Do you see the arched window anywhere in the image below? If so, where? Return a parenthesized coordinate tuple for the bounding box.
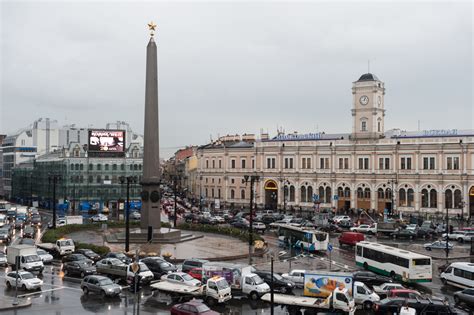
(454, 189, 462, 209)
(421, 189, 429, 207)
(338, 187, 344, 197)
(319, 186, 325, 201)
(230, 189, 235, 199)
(70, 164, 74, 170)
(75, 163, 80, 170)
(385, 188, 392, 199)
(429, 189, 437, 208)
(407, 189, 414, 207)
(357, 187, 364, 198)
(105, 164, 109, 171)
(307, 186, 313, 202)
(325, 187, 332, 203)
(79, 164, 84, 170)
(344, 187, 351, 198)
(300, 186, 307, 203)
(399, 188, 406, 207)
(378, 188, 384, 199)
(205, 188, 208, 197)
(289, 186, 295, 202)
(96, 175, 102, 184)
(134, 164, 138, 171)
(364, 188, 371, 199)
(241, 189, 246, 200)
(445, 189, 453, 209)
(97, 164, 101, 170)
(211, 189, 215, 198)
(218, 189, 221, 199)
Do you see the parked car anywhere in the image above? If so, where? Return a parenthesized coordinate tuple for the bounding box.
(252, 222, 266, 233)
(170, 300, 219, 315)
(0, 251, 7, 266)
(64, 260, 97, 278)
(424, 240, 454, 251)
(105, 252, 132, 264)
(332, 215, 351, 223)
(350, 224, 377, 235)
(373, 297, 457, 315)
(161, 272, 201, 286)
(454, 288, 474, 307)
(5, 271, 43, 290)
(141, 257, 177, 279)
(387, 289, 422, 299)
(129, 211, 141, 221)
(90, 214, 108, 223)
(372, 283, 405, 299)
(281, 269, 305, 287)
(353, 271, 392, 286)
(337, 219, 353, 229)
(211, 216, 225, 224)
(62, 253, 93, 265)
(81, 275, 121, 298)
(338, 232, 365, 247)
(76, 249, 102, 262)
(254, 270, 295, 294)
(231, 218, 249, 229)
(181, 258, 209, 273)
(390, 229, 417, 240)
(37, 249, 54, 264)
(317, 224, 343, 234)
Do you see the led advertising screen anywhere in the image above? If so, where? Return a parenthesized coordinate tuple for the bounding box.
(88, 130, 125, 153)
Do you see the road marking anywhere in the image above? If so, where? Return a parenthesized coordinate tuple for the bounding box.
(17, 287, 65, 297)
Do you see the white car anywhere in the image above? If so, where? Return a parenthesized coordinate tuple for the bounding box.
(333, 215, 351, 223)
(350, 224, 377, 234)
(91, 214, 108, 222)
(160, 272, 201, 286)
(5, 271, 43, 290)
(129, 211, 141, 220)
(405, 224, 418, 231)
(37, 249, 54, 264)
(281, 269, 305, 287)
(252, 222, 267, 233)
(442, 230, 474, 243)
(212, 216, 225, 224)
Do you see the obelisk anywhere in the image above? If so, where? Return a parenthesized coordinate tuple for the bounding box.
(141, 22, 161, 230)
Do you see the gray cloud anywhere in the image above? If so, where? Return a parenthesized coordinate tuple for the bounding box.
(1, 1, 472, 157)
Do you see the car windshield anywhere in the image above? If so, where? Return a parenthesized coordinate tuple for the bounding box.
(59, 240, 73, 246)
(195, 304, 210, 312)
(25, 255, 41, 262)
(139, 263, 149, 272)
(182, 274, 194, 281)
(273, 273, 283, 280)
(99, 278, 114, 286)
(251, 275, 264, 285)
(21, 273, 35, 280)
(216, 279, 229, 290)
(37, 250, 46, 255)
(160, 262, 173, 268)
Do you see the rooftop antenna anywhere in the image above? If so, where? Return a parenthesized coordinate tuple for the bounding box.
(368, 59, 370, 73)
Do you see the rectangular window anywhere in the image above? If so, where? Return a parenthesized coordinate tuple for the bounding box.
(423, 157, 435, 170)
(320, 157, 329, 169)
(231, 159, 236, 169)
(266, 157, 276, 169)
(430, 157, 435, 169)
(302, 158, 306, 169)
(453, 157, 459, 170)
(379, 158, 384, 170)
(241, 159, 246, 169)
(212, 160, 215, 168)
(359, 158, 363, 170)
(385, 158, 390, 170)
(320, 158, 325, 169)
(284, 157, 293, 169)
(252, 159, 255, 169)
(206, 160, 209, 168)
(339, 158, 343, 169)
(401, 157, 412, 170)
(344, 158, 349, 169)
(447, 157, 452, 170)
(364, 158, 369, 170)
(359, 158, 369, 170)
(447, 157, 460, 170)
(307, 158, 311, 169)
(406, 157, 412, 169)
(218, 159, 222, 168)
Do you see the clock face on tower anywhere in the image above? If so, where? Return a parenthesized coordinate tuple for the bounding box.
(359, 95, 369, 105)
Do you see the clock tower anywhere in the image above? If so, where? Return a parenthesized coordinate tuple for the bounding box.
(351, 73, 386, 140)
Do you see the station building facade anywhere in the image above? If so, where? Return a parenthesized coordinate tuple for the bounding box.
(194, 73, 474, 219)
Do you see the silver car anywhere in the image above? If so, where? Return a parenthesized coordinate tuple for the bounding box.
(454, 288, 474, 308)
(81, 275, 121, 298)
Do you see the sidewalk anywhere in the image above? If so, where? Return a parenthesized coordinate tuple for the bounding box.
(0, 297, 31, 311)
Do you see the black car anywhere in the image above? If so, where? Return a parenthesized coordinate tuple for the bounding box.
(141, 257, 177, 279)
(30, 215, 42, 226)
(391, 229, 417, 240)
(261, 215, 275, 225)
(105, 252, 132, 264)
(181, 258, 209, 273)
(198, 217, 214, 225)
(62, 253, 93, 265)
(254, 270, 295, 294)
(353, 271, 392, 286)
(23, 226, 35, 238)
(64, 260, 96, 278)
(374, 297, 457, 315)
(14, 220, 25, 230)
(231, 219, 249, 229)
(76, 249, 102, 263)
(317, 224, 343, 234)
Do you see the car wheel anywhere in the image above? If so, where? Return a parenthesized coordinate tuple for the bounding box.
(364, 301, 373, 310)
(454, 295, 459, 305)
(390, 271, 396, 280)
(368, 231, 373, 236)
(21, 284, 27, 291)
(280, 286, 287, 294)
(249, 291, 259, 301)
(6, 281, 11, 289)
(442, 278, 447, 285)
(457, 238, 463, 243)
(101, 290, 106, 298)
(83, 287, 89, 295)
(425, 247, 431, 251)
(363, 262, 369, 270)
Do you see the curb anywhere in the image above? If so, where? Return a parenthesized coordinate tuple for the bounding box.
(0, 299, 32, 311)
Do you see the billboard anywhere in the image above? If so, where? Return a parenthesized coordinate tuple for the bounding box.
(88, 130, 125, 153)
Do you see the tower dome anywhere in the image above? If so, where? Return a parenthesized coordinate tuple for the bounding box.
(357, 73, 380, 82)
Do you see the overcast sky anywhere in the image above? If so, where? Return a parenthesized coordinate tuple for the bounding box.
(1, 1, 472, 157)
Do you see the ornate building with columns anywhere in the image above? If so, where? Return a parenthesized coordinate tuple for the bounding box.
(194, 73, 474, 218)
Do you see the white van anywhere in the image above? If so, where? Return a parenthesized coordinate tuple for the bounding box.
(440, 262, 474, 289)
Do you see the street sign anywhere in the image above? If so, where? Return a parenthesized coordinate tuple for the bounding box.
(333, 195, 339, 201)
(313, 194, 319, 202)
(327, 244, 333, 252)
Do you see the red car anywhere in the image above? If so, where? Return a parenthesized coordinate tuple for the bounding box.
(171, 300, 219, 315)
(188, 268, 203, 281)
(388, 289, 422, 299)
(338, 232, 364, 247)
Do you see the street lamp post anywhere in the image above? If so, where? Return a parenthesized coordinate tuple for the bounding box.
(120, 176, 137, 253)
(48, 175, 61, 229)
(173, 175, 180, 228)
(244, 175, 259, 265)
(446, 205, 450, 263)
(459, 200, 466, 227)
(388, 178, 397, 216)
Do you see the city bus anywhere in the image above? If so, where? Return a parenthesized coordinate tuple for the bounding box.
(277, 224, 329, 252)
(355, 241, 432, 283)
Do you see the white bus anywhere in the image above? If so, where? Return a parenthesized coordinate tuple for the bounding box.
(277, 224, 329, 252)
(440, 262, 474, 289)
(355, 241, 432, 283)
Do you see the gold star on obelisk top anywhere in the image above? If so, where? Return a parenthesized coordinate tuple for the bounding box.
(147, 21, 157, 37)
